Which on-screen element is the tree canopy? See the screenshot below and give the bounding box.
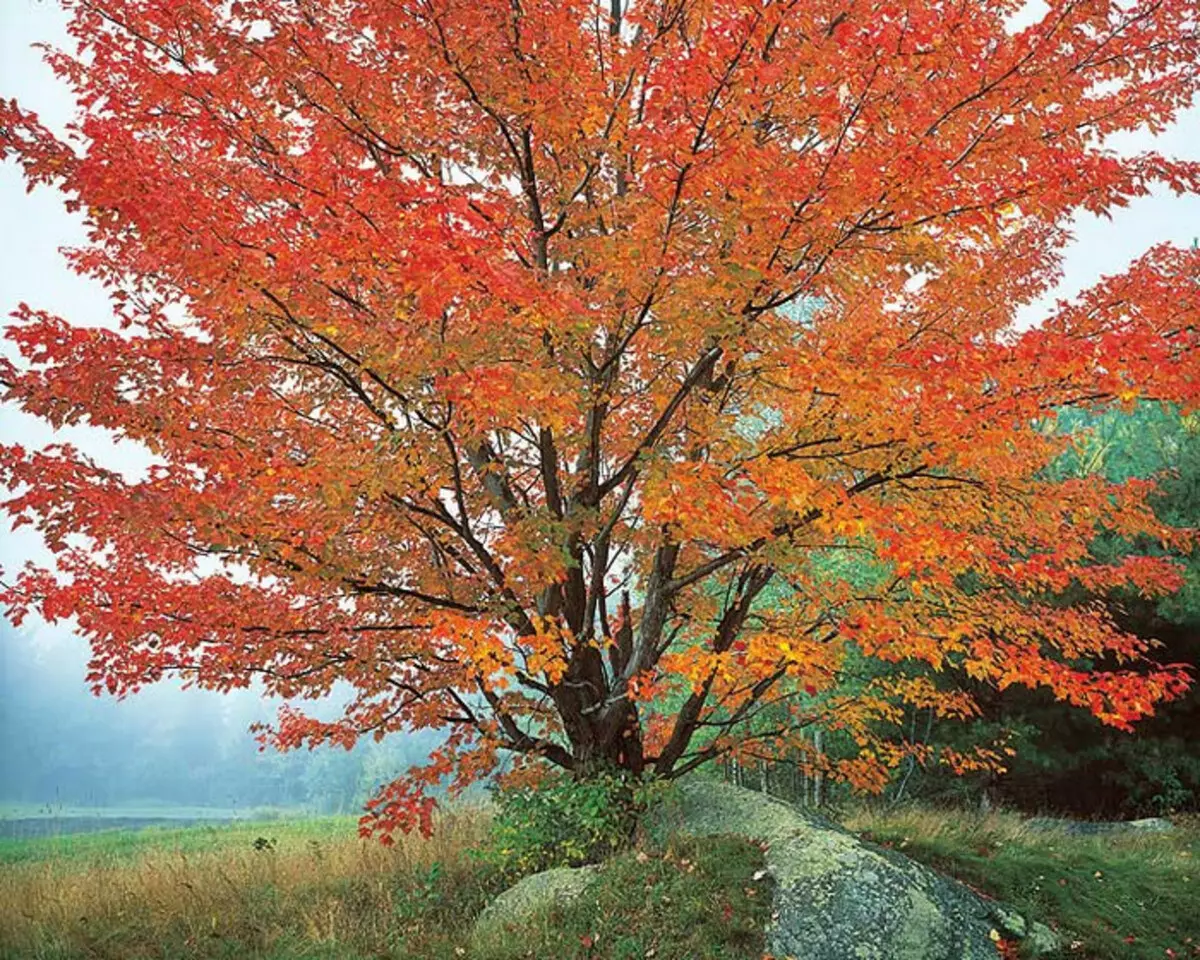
[2,0,1198,836]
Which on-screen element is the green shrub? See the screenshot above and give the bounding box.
[481,771,669,876]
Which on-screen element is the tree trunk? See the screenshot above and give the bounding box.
[813,729,823,807]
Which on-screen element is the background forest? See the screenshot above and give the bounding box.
[940,401,1200,816]
[0,634,441,815]
[726,401,1200,818]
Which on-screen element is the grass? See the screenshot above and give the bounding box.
[0,809,489,959]
[4,798,1196,960]
[844,805,1200,960]
[477,835,772,960]
[0,816,359,866]
[0,809,770,960]
[0,803,285,820]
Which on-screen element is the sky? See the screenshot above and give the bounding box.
[0,0,1198,691]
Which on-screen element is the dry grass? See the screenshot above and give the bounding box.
[0,806,774,960]
[843,802,1035,844]
[0,808,492,960]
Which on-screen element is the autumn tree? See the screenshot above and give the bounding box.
[2,0,1198,836]
[919,404,1200,816]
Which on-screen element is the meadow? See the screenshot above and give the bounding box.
[0,801,1196,960]
[0,806,770,960]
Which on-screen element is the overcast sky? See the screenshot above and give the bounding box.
[1,0,1198,659]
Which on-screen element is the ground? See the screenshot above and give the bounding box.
[0,797,1196,960]
[0,808,770,960]
[846,805,1200,960]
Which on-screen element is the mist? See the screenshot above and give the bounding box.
[0,622,440,819]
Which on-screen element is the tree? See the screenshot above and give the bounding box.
[940,404,1200,816]
[2,0,1198,838]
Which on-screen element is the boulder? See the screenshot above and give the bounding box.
[470,864,599,949]
[1026,815,1173,835]
[1127,817,1175,832]
[649,780,1061,960]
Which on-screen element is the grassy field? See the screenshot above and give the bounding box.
[846,806,1199,960]
[1,801,1196,960]
[0,803,318,850]
[0,807,771,960]
[0,816,359,866]
[0,803,269,819]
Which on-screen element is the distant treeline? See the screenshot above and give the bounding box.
[919,404,1200,816]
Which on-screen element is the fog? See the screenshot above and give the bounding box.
[0,622,440,816]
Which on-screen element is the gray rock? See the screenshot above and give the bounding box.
[1027,921,1062,955]
[1128,816,1176,830]
[990,903,1027,938]
[1027,815,1174,835]
[1128,817,1174,832]
[649,780,1061,960]
[470,864,599,949]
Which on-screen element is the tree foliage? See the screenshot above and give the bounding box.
[1,0,1198,836]
[791,404,1200,816]
[958,404,1200,816]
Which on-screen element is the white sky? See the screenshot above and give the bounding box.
[1,0,1198,637]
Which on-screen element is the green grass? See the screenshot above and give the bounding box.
[0,803,275,819]
[0,811,770,960]
[0,816,358,866]
[5,801,1196,960]
[845,806,1200,960]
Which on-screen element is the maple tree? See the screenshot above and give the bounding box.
[2,0,1199,838]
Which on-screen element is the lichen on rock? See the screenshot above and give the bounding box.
[470,864,600,950]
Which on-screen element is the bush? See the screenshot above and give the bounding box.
[481,770,668,876]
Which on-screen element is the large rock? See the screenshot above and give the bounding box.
[1026,815,1173,835]
[470,864,599,949]
[649,780,1060,960]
